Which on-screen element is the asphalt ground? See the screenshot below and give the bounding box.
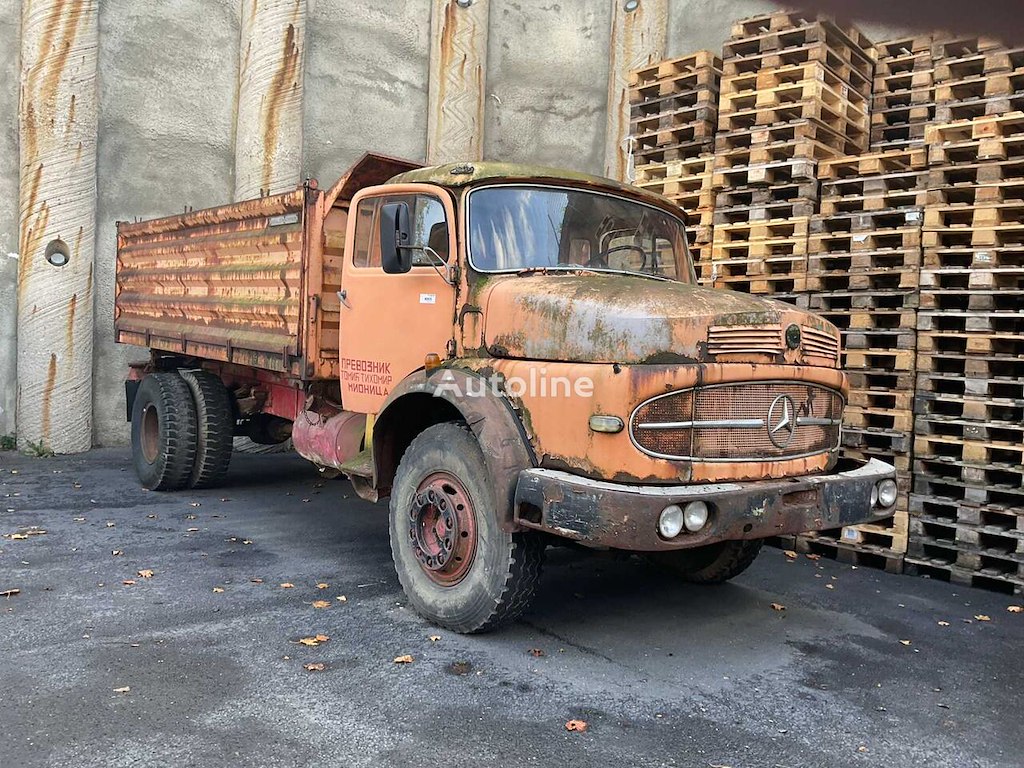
[1,447,1021,768]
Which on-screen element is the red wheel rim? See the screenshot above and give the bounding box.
[141,405,160,464]
[408,471,478,586]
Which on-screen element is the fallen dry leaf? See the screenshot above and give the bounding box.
[280,583,294,589]
[242,540,253,545]
[0,588,20,597]
[336,595,347,602]
[975,615,991,622]
[899,640,912,646]
[113,686,130,694]
[311,600,331,609]
[565,720,588,732]
[937,621,950,627]
[73,517,86,523]
[429,635,441,642]
[112,550,123,557]
[297,634,330,647]
[783,550,798,560]
[185,514,197,520]
[316,583,329,590]
[3,528,47,540]
[122,580,136,586]
[212,587,225,593]
[770,603,786,611]
[137,570,154,579]
[528,648,546,657]
[393,654,414,664]
[189,502,201,508]
[1008,606,1023,614]
[303,663,326,672]
[805,553,821,561]
[187,528,198,533]
[825,584,835,590]
[250,578,264,584]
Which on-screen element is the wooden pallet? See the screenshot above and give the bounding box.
[818,148,929,179]
[721,60,871,105]
[808,246,922,275]
[634,156,714,185]
[847,368,916,393]
[723,41,873,95]
[712,157,817,188]
[934,45,1024,82]
[873,72,935,105]
[820,187,928,216]
[810,207,923,235]
[713,199,815,225]
[631,99,718,133]
[718,99,869,143]
[904,557,1024,596]
[715,181,818,208]
[922,244,1024,270]
[778,532,906,573]
[630,50,722,89]
[922,224,1024,248]
[934,94,1024,124]
[714,117,864,157]
[634,138,715,165]
[633,116,717,150]
[713,137,839,170]
[805,267,920,294]
[809,227,923,254]
[630,71,721,106]
[925,179,1024,207]
[875,35,935,65]
[723,13,875,80]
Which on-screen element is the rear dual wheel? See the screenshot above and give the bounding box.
[389,423,545,633]
[131,370,233,491]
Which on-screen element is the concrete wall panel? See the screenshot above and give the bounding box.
[484,2,610,174]
[0,0,18,438]
[92,0,238,445]
[303,0,432,184]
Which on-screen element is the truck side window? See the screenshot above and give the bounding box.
[353,193,449,270]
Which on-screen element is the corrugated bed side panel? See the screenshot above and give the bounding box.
[115,191,307,375]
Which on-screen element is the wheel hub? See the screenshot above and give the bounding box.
[409,472,477,585]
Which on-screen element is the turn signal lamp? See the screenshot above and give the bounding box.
[424,353,442,372]
[589,415,624,434]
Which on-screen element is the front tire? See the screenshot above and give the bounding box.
[646,540,763,584]
[131,373,198,491]
[389,423,545,633]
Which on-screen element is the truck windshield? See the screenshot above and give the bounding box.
[468,185,692,282]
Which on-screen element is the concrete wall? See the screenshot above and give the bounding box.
[92,0,239,445]
[0,0,18,438]
[0,0,911,445]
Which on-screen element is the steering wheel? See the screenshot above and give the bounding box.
[590,243,648,270]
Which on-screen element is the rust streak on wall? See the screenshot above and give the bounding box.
[427,0,489,165]
[604,0,667,181]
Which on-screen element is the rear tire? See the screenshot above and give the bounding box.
[389,423,545,633]
[131,373,198,491]
[179,369,234,489]
[646,540,763,584]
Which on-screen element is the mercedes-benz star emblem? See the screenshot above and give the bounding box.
[767,394,797,449]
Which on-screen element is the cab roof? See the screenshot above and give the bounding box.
[387,161,685,218]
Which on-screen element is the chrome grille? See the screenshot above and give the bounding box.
[630,382,844,461]
[707,325,783,356]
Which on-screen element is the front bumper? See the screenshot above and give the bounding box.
[513,458,897,551]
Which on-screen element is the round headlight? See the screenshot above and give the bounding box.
[683,501,709,532]
[785,324,802,350]
[658,505,685,539]
[877,479,898,508]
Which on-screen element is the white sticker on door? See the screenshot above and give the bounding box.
[420,293,436,304]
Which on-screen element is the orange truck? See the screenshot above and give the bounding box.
[115,153,897,632]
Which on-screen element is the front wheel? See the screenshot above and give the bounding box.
[389,423,545,633]
[645,540,763,584]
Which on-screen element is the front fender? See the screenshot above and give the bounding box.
[372,367,537,531]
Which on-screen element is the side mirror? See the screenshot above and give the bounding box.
[380,202,412,274]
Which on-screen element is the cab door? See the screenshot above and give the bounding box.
[338,184,457,414]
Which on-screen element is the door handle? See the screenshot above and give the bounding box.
[337,290,350,308]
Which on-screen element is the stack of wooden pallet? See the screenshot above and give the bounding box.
[908,112,1024,594]
[794,148,930,570]
[630,51,722,267]
[934,37,1024,124]
[870,35,936,150]
[706,11,875,304]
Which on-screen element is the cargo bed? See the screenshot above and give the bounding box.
[114,154,420,380]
